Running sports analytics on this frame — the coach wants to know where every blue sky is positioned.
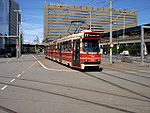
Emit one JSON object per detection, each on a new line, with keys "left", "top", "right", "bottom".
{"left": 15, "top": 0, "right": 150, "bottom": 44}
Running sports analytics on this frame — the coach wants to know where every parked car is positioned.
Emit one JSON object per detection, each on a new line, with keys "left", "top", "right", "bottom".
{"left": 5, "top": 53, "right": 12, "bottom": 58}
{"left": 120, "top": 50, "right": 129, "bottom": 56}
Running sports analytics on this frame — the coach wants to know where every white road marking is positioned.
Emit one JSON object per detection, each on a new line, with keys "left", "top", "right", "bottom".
{"left": 16, "top": 61, "right": 36, "bottom": 78}
{"left": 10, "top": 79, "right": 15, "bottom": 83}
{"left": 17, "top": 74, "right": 21, "bottom": 78}
{"left": 1, "top": 85, "right": 8, "bottom": 90}
{"left": 1, "top": 56, "right": 37, "bottom": 91}
{"left": 27, "top": 62, "right": 36, "bottom": 69}
{"left": 32, "top": 55, "right": 75, "bottom": 72}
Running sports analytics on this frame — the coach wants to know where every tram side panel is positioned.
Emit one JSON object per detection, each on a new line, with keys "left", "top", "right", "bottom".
{"left": 44, "top": 32, "right": 101, "bottom": 70}
{"left": 45, "top": 40, "right": 101, "bottom": 69}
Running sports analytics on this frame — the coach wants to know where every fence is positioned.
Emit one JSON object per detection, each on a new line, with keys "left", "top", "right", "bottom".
{"left": 101, "top": 54, "right": 150, "bottom": 64}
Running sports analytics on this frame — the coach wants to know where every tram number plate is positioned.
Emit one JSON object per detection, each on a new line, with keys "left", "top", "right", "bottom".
{"left": 84, "top": 33, "right": 100, "bottom": 38}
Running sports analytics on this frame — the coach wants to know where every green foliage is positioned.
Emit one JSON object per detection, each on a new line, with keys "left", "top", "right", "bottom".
{"left": 102, "top": 43, "right": 141, "bottom": 54}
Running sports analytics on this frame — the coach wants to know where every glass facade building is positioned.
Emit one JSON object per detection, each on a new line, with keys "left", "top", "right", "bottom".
{"left": 0, "top": 0, "right": 20, "bottom": 53}
{"left": 9, "top": 0, "right": 19, "bottom": 37}
{"left": 0, "top": 0, "right": 9, "bottom": 50}
{"left": 44, "top": 3, "right": 137, "bottom": 40}
{"left": 0, "top": 0, "right": 9, "bottom": 36}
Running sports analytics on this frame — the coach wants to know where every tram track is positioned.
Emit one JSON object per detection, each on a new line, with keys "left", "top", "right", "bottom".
{"left": 35, "top": 55, "right": 150, "bottom": 98}
{"left": 101, "top": 65, "right": 150, "bottom": 79}
{"left": 0, "top": 105, "right": 17, "bottom": 113}
{"left": 102, "top": 63, "right": 150, "bottom": 75}
{"left": 0, "top": 54, "right": 149, "bottom": 113}
{"left": 0, "top": 75, "right": 149, "bottom": 103}
{"left": 0, "top": 81, "right": 135, "bottom": 113}
{"left": 0, "top": 70, "right": 149, "bottom": 112}
{"left": 101, "top": 71, "right": 150, "bottom": 88}
{"left": 82, "top": 72, "right": 150, "bottom": 100}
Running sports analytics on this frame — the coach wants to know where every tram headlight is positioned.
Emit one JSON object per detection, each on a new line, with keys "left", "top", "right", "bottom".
{"left": 84, "top": 59, "right": 88, "bottom": 62}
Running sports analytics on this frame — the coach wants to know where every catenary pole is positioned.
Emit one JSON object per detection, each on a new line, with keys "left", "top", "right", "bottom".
{"left": 90, "top": 11, "right": 92, "bottom": 30}
{"left": 141, "top": 26, "right": 144, "bottom": 65}
{"left": 110, "top": 0, "right": 113, "bottom": 64}
{"left": 16, "top": 11, "right": 19, "bottom": 58}
{"left": 14, "top": 10, "right": 21, "bottom": 58}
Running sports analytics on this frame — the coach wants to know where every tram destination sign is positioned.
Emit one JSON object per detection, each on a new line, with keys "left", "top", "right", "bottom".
{"left": 84, "top": 33, "right": 101, "bottom": 39}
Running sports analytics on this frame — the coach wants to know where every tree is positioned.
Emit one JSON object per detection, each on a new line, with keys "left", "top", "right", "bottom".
{"left": 33, "top": 36, "right": 40, "bottom": 44}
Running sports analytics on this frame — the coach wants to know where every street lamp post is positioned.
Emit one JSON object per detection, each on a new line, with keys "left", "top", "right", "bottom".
{"left": 14, "top": 9, "right": 21, "bottom": 58}
{"left": 112, "top": 9, "right": 126, "bottom": 39}
{"left": 123, "top": 10, "right": 126, "bottom": 39}
{"left": 90, "top": 11, "right": 92, "bottom": 30}
{"left": 113, "top": 22, "right": 119, "bottom": 55}
{"left": 110, "top": 0, "right": 113, "bottom": 64}
{"left": 109, "top": 9, "right": 126, "bottom": 64}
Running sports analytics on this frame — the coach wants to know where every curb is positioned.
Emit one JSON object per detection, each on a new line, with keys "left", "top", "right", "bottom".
{"left": 32, "top": 55, "right": 76, "bottom": 72}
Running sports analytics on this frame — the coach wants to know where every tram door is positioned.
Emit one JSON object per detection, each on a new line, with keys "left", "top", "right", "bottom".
{"left": 59, "top": 43, "right": 62, "bottom": 62}
{"left": 72, "top": 39, "right": 80, "bottom": 67}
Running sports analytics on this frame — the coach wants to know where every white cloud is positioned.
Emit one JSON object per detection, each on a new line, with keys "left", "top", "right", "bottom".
{"left": 21, "top": 22, "right": 43, "bottom": 44}
{"left": 23, "top": 39, "right": 32, "bottom": 44}
{"left": 23, "top": 28, "right": 43, "bottom": 35}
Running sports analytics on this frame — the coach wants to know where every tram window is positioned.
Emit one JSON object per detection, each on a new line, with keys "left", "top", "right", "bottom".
{"left": 51, "top": 45, "right": 53, "bottom": 51}
{"left": 62, "top": 43, "right": 64, "bottom": 52}
{"left": 82, "top": 39, "right": 100, "bottom": 52}
{"left": 67, "top": 40, "right": 71, "bottom": 52}
{"left": 63, "top": 42, "right": 65, "bottom": 52}
{"left": 49, "top": 46, "right": 51, "bottom": 51}
{"left": 65, "top": 41, "right": 68, "bottom": 52}
{"left": 53, "top": 45, "right": 55, "bottom": 51}
{"left": 60, "top": 43, "right": 62, "bottom": 51}
{"left": 57, "top": 43, "right": 59, "bottom": 52}
{"left": 54, "top": 44, "right": 56, "bottom": 52}
{"left": 64, "top": 42, "right": 66, "bottom": 52}
{"left": 66, "top": 41, "right": 68, "bottom": 52}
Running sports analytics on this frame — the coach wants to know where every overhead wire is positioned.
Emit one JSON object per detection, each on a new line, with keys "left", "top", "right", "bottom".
{"left": 104, "top": 0, "right": 150, "bottom": 25}
{"left": 125, "top": 5, "right": 150, "bottom": 24}
{"left": 85, "top": 0, "right": 97, "bottom": 5}
{"left": 84, "top": 0, "right": 106, "bottom": 6}
{"left": 103, "top": 0, "right": 120, "bottom": 8}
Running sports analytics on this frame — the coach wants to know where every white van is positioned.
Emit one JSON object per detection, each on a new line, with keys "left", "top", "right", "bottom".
{"left": 120, "top": 50, "right": 129, "bottom": 56}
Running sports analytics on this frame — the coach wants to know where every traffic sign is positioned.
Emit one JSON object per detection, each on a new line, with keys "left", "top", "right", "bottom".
{"left": 109, "top": 42, "right": 114, "bottom": 48}
{"left": 16, "top": 44, "right": 19, "bottom": 48}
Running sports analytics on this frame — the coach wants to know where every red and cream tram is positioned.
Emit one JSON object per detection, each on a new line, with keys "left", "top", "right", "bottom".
{"left": 44, "top": 30, "right": 101, "bottom": 70}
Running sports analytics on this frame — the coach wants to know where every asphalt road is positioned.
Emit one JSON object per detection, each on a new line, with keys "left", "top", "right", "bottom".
{"left": 0, "top": 54, "right": 150, "bottom": 113}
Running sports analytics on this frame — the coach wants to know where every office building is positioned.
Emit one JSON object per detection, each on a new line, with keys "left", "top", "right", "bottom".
{"left": 0, "top": 0, "right": 9, "bottom": 52}
{"left": 44, "top": 3, "right": 137, "bottom": 39}
{"left": 44, "top": 3, "right": 137, "bottom": 40}
{"left": 0, "top": 0, "right": 20, "bottom": 54}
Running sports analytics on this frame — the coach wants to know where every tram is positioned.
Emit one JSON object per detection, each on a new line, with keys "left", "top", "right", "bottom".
{"left": 44, "top": 30, "right": 101, "bottom": 70}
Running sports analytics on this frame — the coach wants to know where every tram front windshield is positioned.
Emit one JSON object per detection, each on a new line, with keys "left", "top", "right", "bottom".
{"left": 82, "top": 39, "right": 100, "bottom": 52}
